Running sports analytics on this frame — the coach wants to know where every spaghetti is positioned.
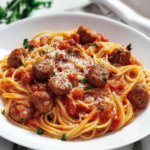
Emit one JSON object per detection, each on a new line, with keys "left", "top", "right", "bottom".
{"left": 0, "top": 25, "right": 150, "bottom": 140}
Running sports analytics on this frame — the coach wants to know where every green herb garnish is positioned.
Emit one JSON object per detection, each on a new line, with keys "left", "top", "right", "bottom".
{"left": 1, "top": 110, "right": 5, "bottom": 115}
{"left": 56, "top": 52, "right": 57, "bottom": 57}
{"left": 37, "top": 127, "right": 43, "bottom": 135}
{"left": 23, "top": 39, "right": 35, "bottom": 50}
{"left": 71, "top": 83, "right": 75, "bottom": 87}
{"left": 0, "top": 0, "right": 52, "bottom": 24}
{"left": 20, "top": 62, "right": 24, "bottom": 65}
{"left": 61, "top": 134, "right": 66, "bottom": 141}
{"left": 102, "top": 77, "right": 107, "bottom": 83}
{"left": 88, "top": 43, "right": 97, "bottom": 47}
{"left": 81, "top": 78, "right": 87, "bottom": 84}
{"left": 101, "top": 72, "right": 106, "bottom": 76}
{"left": 41, "top": 51, "right": 46, "bottom": 54}
{"left": 51, "top": 72, "right": 55, "bottom": 77}
{"left": 126, "top": 43, "right": 132, "bottom": 51}
{"left": 85, "top": 85, "right": 92, "bottom": 90}
{"left": 118, "top": 48, "right": 121, "bottom": 54}
{"left": 97, "top": 107, "right": 101, "bottom": 109}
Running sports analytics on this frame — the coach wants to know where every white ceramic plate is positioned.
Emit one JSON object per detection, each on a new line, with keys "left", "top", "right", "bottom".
{"left": 0, "top": 13, "right": 150, "bottom": 150}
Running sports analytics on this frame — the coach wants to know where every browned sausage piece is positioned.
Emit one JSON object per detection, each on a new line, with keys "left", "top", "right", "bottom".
{"left": 77, "top": 25, "right": 100, "bottom": 44}
{"left": 10, "top": 101, "right": 34, "bottom": 123}
{"left": 108, "top": 48, "right": 131, "bottom": 65}
{"left": 88, "top": 64, "right": 109, "bottom": 87}
{"left": 127, "top": 82, "right": 150, "bottom": 108}
{"left": 66, "top": 46, "right": 81, "bottom": 58}
{"left": 48, "top": 75, "right": 72, "bottom": 95}
{"left": 31, "top": 91, "right": 53, "bottom": 114}
{"left": 32, "top": 59, "right": 54, "bottom": 80}
{"left": 7, "top": 48, "right": 28, "bottom": 68}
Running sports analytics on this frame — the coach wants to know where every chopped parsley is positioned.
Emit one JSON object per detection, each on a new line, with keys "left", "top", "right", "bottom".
{"left": 47, "top": 115, "right": 52, "bottom": 122}
{"left": 88, "top": 43, "right": 97, "bottom": 47}
{"left": 81, "top": 78, "right": 87, "bottom": 84}
{"left": 56, "top": 52, "right": 57, "bottom": 57}
{"left": 97, "top": 107, "right": 101, "bottom": 109}
{"left": 1, "top": 110, "right": 5, "bottom": 115}
{"left": 67, "top": 54, "right": 70, "bottom": 57}
{"left": 61, "top": 134, "right": 66, "bottom": 141}
{"left": 126, "top": 43, "right": 132, "bottom": 51}
{"left": 118, "top": 48, "right": 121, "bottom": 54}
{"left": 23, "top": 39, "right": 35, "bottom": 50}
{"left": 71, "top": 83, "right": 75, "bottom": 87}
{"left": 85, "top": 85, "right": 92, "bottom": 90}
{"left": 41, "top": 51, "right": 46, "bottom": 54}
{"left": 101, "top": 72, "right": 106, "bottom": 76}
{"left": 37, "top": 128, "right": 43, "bottom": 135}
{"left": 20, "top": 62, "right": 24, "bottom": 65}
{"left": 23, "top": 39, "right": 28, "bottom": 48}
{"left": 51, "top": 72, "right": 55, "bottom": 77}
{"left": 102, "top": 77, "right": 107, "bottom": 83}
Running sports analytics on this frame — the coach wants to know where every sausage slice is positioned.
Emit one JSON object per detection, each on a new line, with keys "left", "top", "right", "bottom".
{"left": 10, "top": 101, "right": 34, "bottom": 123}
{"left": 127, "top": 82, "right": 149, "bottom": 108}
{"left": 31, "top": 91, "right": 53, "bottom": 114}
{"left": 32, "top": 59, "right": 54, "bottom": 80}
{"left": 77, "top": 25, "right": 100, "bottom": 44}
{"left": 7, "top": 48, "right": 28, "bottom": 68}
{"left": 88, "top": 64, "right": 109, "bottom": 87}
{"left": 108, "top": 48, "right": 131, "bottom": 65}
{"left": 48, "top": 75, "right": 72, "bottom": 95}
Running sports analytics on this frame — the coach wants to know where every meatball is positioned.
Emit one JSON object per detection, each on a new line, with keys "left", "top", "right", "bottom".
{"left": 77, "top": 25, "right": 100, "bottom": 44}
{"left": 7, "top": 48, "right": 28, "bottom": 68}
{"left": 66, "top": 46, "right": 81, "bottom": 58}
{"left": 32, "top": 59, "right": 54, "bottom": 80}
{"left": 127, "top": 82, "right": 149, "bottom": 108}
{"left": 48, "top": 75, "right": 72, "bottom": 95}
{"left": 31, "top": 91, "right": 53, "bottom": 114}
{"left": 88, "top": 64, "right": 109, "bottom": 87}
{"left": 10, "top": 101, "right": 34, "bottom": 123}
{"left": 108, "top": 48, "right": 131, "bottom": 65}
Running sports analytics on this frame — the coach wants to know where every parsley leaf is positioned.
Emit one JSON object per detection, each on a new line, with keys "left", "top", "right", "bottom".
{"left": 85, "top": 85, "right": 92, "bottom": 90}
{"left": 23, "top": 39, "right": 35, "bottom": 50}
{"left": 118, "top": 48, "right": 121, "bottom": 54}
{"left": 28, "top": 45, "right": 35, "bottom": 50}
{"left": 0, "top": 0, "right": 53, "bottom": 24}
{"left": 37, "top": 128, "right": 43, "bottom": 135}
{"left": 51, "top": 72, "right": 55, "bottom": 77}
{"left": 23, "top": 39, "right": 29, "bottom": 48}
{"left": 126, "top": 43, "right": 132, "bottom": 51}
{"left": 101, "top": 72, "right": 106, "bottom": 76}
{"left": 56, "top": 52, "right": 57, "bottom": 57}
{"left": 1, "top": 110, "right": 5, "bottom": 115}
{"left": 20, "top": 62, "right": 24, "bottom": 65}
{"left": 61, "top": 134, "right": 66, "bottom": 141}
{"left": 81, "top": 78, "right": 87, "bottom": 84}
{"left": 41, "top": 51, "right": 46, "bottom": 54}
{"left": 102, "top": 77, "right": 107, "bottom": 83}
{"left": 88, "top": 43, "right": 97, "bottom": 47}
{"left": 71, "top": 83, "right": 75, "bottom": 87}
{"left": 97, "top": 107, "right": 101, "bottom": 109}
